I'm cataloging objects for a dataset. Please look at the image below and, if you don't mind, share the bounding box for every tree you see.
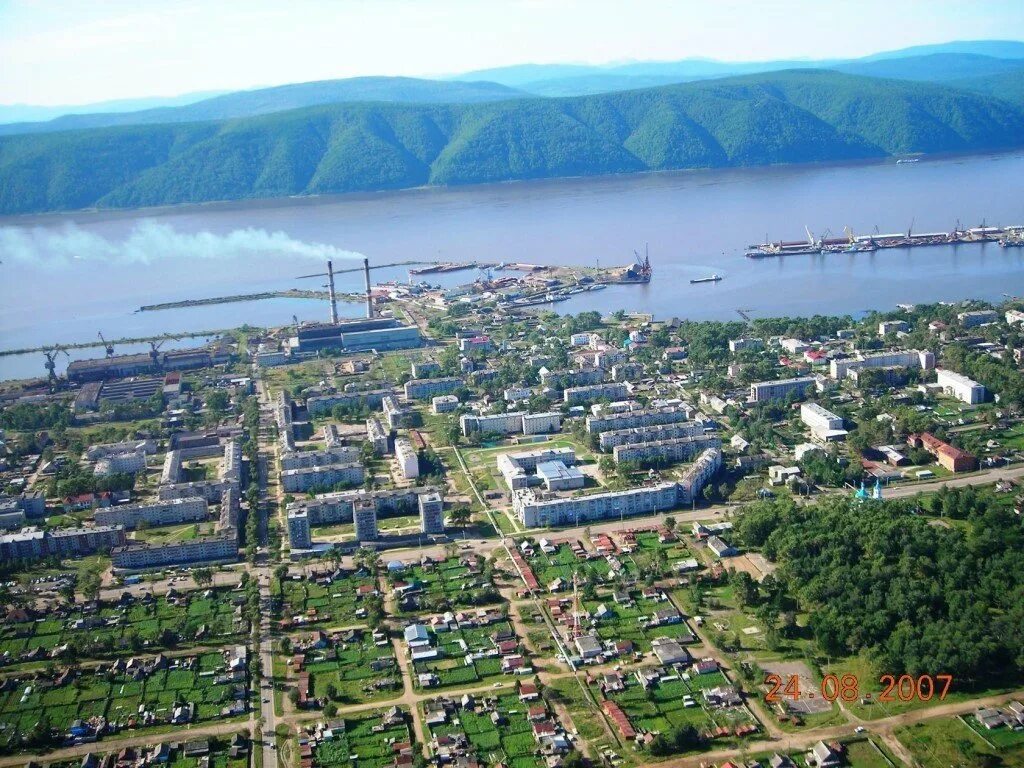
[78,568,102,602]
[450,506,472,530]
[193,567,214,588]
[325,682,338,700]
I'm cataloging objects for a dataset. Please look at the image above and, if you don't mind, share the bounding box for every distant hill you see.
[0,77,525,137]
[859,39,1024,61]
[1,70,1022,215]
[947,66,1024,109]
[835,53,1024,83]
[0,90,229,126]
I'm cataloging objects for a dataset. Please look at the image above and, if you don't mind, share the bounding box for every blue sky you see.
[2,0,1023,106]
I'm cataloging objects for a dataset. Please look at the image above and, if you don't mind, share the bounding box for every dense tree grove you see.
[737,495,1024,685]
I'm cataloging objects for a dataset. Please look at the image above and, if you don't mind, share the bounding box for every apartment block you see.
[935,368,986,404]
[563,382,629,405]
[748,376,816,403]
[94,497,208,530]
[612,435,722,465]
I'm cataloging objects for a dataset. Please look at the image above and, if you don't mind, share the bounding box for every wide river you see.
[1,151,1023,380]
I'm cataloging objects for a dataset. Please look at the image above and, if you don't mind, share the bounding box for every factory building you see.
[586,405,692,435]
[612,435,722,465]
[290,318,421,354]
[418,491,445,535]
[281,462,365,493]
[66,347,229,383]
[830,349,934,380]
[403,377,463,401]
[513,482,680,529]
[111,535,238,571]
[563,382,629,405]
[749,376,816,403]
[94,497,208,530]
[598,421,708,452]
[935,368,987,404]
[395,438,420,480]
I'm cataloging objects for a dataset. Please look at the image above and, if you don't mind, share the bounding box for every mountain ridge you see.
[1,70,1022,215]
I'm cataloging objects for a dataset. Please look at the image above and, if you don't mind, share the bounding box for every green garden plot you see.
[583,595,695,653]
[528,544,617,586]
[0,651,247,752]
[425,693,550,768]
[280,576,377,627]
[392,557,501,614]
[312,709,411,768]
[304,634,400,705]
[0,590,243,664]
[598,672,757,757]
[413,620,521,690]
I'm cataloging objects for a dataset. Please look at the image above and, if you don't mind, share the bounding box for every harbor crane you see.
[43,346,69,389]
[148,340,165,368]
[97,331,114,357]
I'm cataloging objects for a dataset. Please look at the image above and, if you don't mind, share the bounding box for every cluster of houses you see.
[301,709,409,768]
[289,628,397,707]
[388,554,492,613]
[423,685,574,766]
[711,741,844,768]
[975,700,1024,730]
[69,735,249,768]
[403,613,529,687]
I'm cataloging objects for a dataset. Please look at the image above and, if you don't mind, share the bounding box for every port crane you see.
[97,331,114,357]
[43,346,69,389]
[148,340,165,369]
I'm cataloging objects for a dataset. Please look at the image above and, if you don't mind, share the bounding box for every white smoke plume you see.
[0,220,365,265]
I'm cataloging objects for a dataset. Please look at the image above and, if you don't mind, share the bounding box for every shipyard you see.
[747,221,1024,257]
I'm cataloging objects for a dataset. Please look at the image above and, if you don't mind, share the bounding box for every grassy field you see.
[895,716,1024,768]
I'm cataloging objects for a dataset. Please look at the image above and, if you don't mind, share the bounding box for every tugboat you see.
[690,274,722,284]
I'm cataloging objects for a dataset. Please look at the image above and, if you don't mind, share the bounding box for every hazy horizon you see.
[3,0,1023,107]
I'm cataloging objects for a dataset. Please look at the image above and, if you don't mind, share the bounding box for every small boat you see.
[690,274,723,284]
[896,157,920,164]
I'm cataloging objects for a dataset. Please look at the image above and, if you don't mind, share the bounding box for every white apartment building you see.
[395,437,420,480]
[935,368,986,404]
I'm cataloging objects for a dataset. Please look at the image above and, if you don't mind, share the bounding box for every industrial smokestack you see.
[363,257,373,319]
[327,260,339,325]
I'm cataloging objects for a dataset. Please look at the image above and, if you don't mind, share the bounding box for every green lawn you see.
[301,630,401,706]
[312,708,412,768]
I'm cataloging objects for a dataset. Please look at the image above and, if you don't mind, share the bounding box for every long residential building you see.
[307,388,391,416]
[159,480,235,503]
[94,450,147,476]
[677,448,722,504]
[281,462,365,493]
[749,376,816,403]
[598,421,709,452]
[612,435,722,465]
[513,482,680,528]
[460,411,562,437]
[111,536,238,571]
[539,368,604,390]
[563,382,629,405]
[366,417,390,455]
[94,497,208,530]
[800,402,846,441]
[403,377,463,401]
[395,437,419,480]
[586,405,692,435]
[383,395,414,430]
[280,446,361,471]
[935,368,986,404]
[830,349,934,380]
[0,525,126,562]
[286,486,439,526]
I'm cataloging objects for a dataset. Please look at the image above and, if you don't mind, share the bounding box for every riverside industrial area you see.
[2,253,1024,768]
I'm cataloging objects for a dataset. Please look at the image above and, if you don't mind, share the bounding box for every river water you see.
[1,151,1023,380]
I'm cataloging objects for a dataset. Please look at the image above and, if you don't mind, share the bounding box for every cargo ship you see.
[690,274,722,284]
